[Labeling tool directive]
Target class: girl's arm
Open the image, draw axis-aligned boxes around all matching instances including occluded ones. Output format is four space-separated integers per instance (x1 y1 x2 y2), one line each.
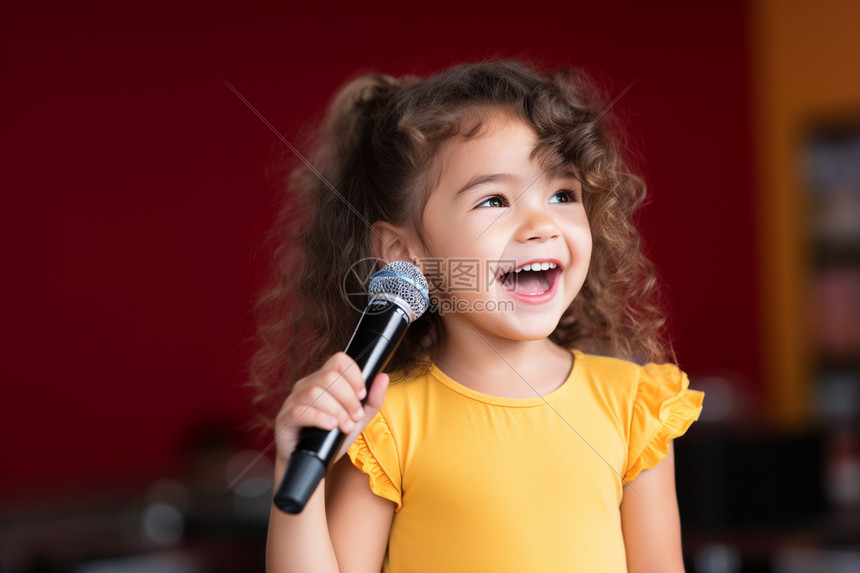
620 442 686 573
265 352 394 572
266 457 394 573
267 459 339 572
325 456 395 570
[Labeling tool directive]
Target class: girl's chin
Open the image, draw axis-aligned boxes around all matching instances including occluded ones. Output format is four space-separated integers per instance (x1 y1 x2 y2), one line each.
439 313 555 339
479 318 561 343
509 324 560 341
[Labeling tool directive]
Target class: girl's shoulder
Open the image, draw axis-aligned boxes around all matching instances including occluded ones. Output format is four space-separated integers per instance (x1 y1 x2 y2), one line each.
574 349 646 376
386 356 435 387
574 349 681 380
380 357 437 404
573 350 704 482
573 349 698 404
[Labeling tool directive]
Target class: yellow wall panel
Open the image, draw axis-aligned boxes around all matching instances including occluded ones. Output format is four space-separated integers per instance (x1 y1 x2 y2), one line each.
752 0 860 426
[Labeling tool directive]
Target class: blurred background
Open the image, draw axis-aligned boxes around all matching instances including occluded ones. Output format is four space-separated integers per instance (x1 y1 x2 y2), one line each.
1 0 858 571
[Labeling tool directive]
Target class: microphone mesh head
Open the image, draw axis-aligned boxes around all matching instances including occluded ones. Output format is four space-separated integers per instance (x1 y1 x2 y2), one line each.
368 261 430 319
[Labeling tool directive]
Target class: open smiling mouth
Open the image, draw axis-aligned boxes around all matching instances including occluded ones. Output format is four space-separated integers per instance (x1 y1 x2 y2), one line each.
498 262 562 296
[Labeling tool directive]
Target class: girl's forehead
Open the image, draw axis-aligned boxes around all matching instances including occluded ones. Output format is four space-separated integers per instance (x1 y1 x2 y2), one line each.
436 115 577 186
439 115 536 165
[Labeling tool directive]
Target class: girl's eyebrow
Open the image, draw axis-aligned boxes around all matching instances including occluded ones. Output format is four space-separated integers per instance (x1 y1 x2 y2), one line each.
455 170 580 197
454 173 518 197
549 169 581 183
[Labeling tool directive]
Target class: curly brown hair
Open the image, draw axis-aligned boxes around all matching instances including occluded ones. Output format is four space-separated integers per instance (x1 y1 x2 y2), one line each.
249 59 670 428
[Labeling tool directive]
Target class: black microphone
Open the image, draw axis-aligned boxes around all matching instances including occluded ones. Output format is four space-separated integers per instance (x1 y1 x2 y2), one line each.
273 260 429 514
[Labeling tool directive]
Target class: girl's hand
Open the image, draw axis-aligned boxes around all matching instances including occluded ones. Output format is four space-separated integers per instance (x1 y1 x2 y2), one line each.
273 351 390 466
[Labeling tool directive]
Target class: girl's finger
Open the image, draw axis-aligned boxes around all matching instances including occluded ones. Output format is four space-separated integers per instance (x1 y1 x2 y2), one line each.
284 386 359 431
293 368 365 421
276 406 338 436
323 352 369 399
333 372 390 461
273 408 350 460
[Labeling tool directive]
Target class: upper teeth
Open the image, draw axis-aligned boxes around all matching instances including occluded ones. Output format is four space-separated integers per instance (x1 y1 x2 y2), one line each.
513 262 557 273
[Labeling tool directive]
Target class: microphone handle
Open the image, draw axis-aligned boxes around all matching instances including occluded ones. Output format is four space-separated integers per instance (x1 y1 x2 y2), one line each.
273 300 411 514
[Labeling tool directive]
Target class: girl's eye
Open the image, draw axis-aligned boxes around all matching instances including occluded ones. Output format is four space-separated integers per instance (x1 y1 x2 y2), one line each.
549 189 577 204
475 195 507 208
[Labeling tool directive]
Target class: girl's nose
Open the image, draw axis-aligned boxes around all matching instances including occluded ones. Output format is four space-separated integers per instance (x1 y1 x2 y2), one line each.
515 208 560 243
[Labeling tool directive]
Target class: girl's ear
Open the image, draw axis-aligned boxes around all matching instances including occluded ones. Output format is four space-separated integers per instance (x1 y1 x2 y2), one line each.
371 221 418 264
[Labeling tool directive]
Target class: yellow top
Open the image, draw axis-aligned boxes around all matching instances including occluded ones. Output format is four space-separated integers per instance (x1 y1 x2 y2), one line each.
347 349 704 572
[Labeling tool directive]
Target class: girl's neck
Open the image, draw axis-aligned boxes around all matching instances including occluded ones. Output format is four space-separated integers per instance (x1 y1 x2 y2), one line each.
431 321 574 399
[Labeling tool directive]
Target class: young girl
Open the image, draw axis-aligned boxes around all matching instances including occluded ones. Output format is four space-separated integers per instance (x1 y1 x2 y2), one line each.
252 59 705 572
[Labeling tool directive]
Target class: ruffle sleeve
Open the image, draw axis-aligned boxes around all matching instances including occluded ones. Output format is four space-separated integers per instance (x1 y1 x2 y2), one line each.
347 411 403 510
623 362 704 484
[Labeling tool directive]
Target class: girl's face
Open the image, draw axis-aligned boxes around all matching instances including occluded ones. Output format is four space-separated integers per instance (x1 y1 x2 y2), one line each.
413 112 592 342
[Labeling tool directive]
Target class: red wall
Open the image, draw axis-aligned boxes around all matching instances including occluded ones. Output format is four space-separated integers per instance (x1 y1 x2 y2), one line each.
0 1 756 495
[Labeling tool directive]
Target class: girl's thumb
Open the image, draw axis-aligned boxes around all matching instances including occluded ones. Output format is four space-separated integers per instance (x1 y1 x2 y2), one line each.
364 372 390 412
